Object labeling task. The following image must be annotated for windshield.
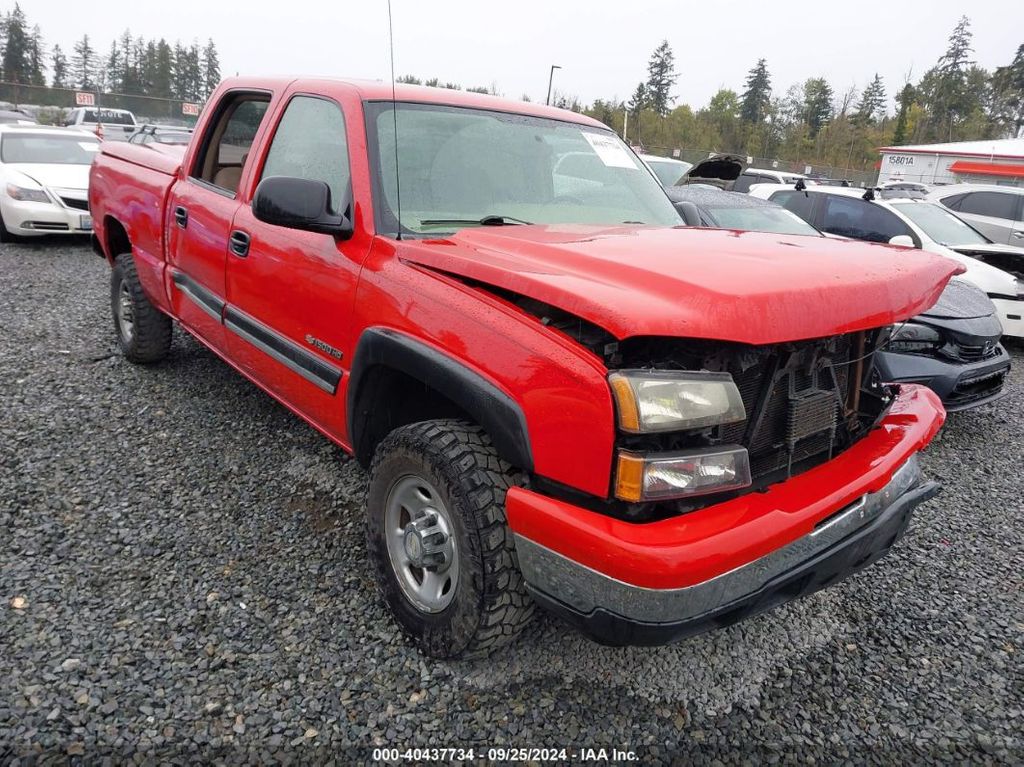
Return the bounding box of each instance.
[646,158,692,187]
[890,201,988,246]
[706,206,822,237]
[1,134,100,164]
[369,102,681,236]
[80,109,135,126]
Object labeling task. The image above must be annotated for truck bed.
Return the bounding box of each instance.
[90,143,184,313]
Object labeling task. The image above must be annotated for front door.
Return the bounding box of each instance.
[224,94,368,435]
[166,94,271,350]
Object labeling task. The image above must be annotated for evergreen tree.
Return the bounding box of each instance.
[171,41,186,99]
[923,16,976,140]
[991,44,1024,138]
[71,34,96,88]
[854,74,886,124]
[116,29,136,92]
[2,4,30,84]
[627,81,648,143]
[740,58,772,124]
[104,40,122,92]
[396,75,421,84]
[51,43,68,88]
[140,40,158,94]
[645,40,677,117]
[27,23,46,86]
[803,77,834,137]
[202,39,220,98]
[151,39,173,98]
[892,82,915,144]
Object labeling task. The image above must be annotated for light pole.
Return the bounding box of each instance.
[545,65,561,106]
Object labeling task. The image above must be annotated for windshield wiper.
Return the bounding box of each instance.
[419,215,533,227]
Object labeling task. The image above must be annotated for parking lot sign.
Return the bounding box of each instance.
[75,92,96,106]
[182,102,200,117]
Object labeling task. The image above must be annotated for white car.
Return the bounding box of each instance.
[927,183,1024,245]
[639,154,693,187]
[733,168,808,193]
[749,183,1024,338]
[0,125,98,241]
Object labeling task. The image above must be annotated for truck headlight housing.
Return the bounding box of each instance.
[609,370,746,433]
[887,322,941,354]
[615,446,752,502]
[6,183,51,204]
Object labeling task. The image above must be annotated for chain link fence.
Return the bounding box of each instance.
[0,82,202,127]
[644,145,877,187]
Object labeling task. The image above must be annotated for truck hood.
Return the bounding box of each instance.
[400,225,963,344]
[8,162,90,191]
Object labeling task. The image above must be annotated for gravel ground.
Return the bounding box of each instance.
[2,239,1022,764]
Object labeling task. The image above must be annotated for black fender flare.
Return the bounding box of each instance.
[347,328,533,471]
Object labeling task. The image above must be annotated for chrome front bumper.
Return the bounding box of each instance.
[516,455,935,635]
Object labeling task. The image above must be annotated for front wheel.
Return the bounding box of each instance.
[366,419,535,658]
[111,253,172,364]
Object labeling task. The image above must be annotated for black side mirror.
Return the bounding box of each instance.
[675,200,703,227]
[252,176,354,239]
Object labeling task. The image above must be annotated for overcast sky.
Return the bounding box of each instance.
[26,0,1021,112]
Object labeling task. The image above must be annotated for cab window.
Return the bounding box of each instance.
[259,96,351,215]
[819,195,913,243]
[191,93,271,194]
[769,190,815,222]
[957,191,1019,220]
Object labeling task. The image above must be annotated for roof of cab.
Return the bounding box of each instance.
[216,76,608,130]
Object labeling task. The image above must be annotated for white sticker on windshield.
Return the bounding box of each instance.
[79,142,99,151]
[581,131,636,169]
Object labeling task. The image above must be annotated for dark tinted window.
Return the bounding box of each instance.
[819,195,913,242]
[732,173,760,193]
[957,191,1019,220]
[939,193,966,210]
[260,96,351,214]
[769,190,815,222]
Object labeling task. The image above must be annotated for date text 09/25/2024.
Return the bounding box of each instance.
[372,747,639,762]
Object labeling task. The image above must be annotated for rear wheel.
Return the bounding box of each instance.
[366,419,535,658]
[111,252,172,363]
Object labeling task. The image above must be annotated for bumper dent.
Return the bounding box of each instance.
[516,455,934,633]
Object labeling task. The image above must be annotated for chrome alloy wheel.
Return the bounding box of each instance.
[116,280,135,343]
[384,474,459,613]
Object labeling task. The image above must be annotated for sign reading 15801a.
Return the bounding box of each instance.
[887,155,916,166]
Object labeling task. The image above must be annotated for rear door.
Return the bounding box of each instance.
[951,191,1020,243]
[166,92,272,352]
[224,90,369,433]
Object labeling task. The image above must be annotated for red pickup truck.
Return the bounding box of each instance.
[89,77,958,658]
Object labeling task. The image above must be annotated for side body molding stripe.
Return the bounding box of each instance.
[170,267,341,395]
[223,307,342,394]
[171,269,225,321]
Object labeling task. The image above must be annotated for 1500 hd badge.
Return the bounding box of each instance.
[305,334,343,359]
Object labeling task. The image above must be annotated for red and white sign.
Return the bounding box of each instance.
[75,92,96,106]
[182,102,200,117]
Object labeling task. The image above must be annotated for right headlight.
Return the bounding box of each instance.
[608,370,747,433]
[887,322,941,353]
[6,183,51,204]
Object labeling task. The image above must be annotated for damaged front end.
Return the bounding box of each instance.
[601,332,893,521]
